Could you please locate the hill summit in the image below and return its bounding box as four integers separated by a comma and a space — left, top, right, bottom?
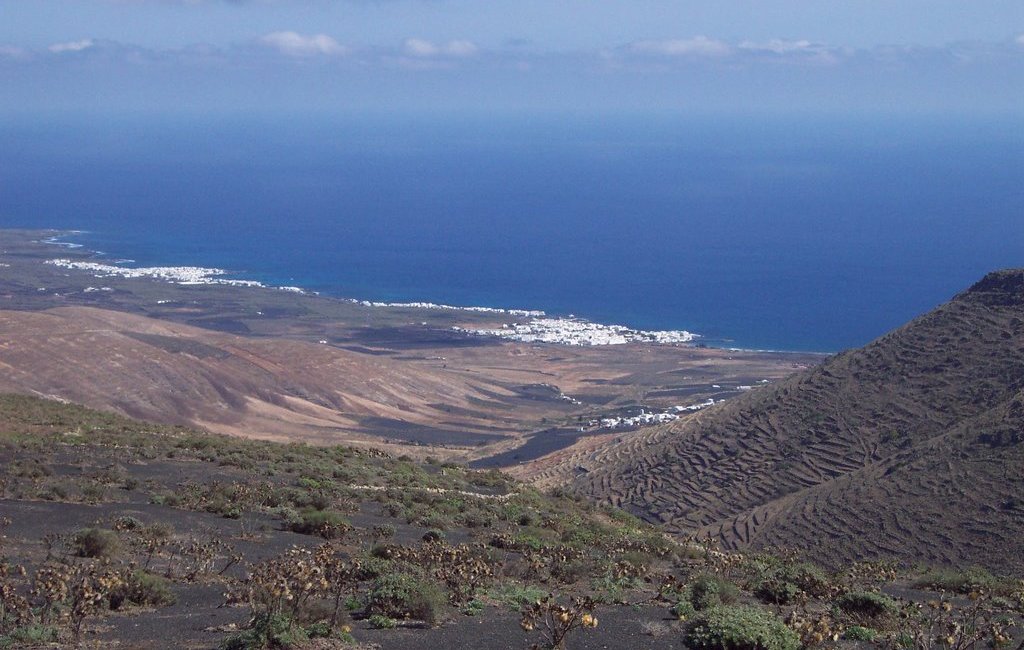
570, 269, 1024, 573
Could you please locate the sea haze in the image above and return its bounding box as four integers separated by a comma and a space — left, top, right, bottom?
1, 112, 1021, 352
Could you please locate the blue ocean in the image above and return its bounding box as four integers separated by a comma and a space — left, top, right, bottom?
1, 112, 1021, 352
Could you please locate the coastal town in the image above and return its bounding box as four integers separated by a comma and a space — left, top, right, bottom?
456, 316, 698, 346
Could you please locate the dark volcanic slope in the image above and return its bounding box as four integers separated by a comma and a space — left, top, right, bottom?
571, 270, 1024, 573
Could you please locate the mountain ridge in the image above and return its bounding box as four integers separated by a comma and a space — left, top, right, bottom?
567, 269, 1024, 572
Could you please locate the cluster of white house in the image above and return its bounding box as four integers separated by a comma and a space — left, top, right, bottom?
352, 299, 544, 317
596, 398, 718, 429
46, 259, 305, 293
457, 317, 698, 347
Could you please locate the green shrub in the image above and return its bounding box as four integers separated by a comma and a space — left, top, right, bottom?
205, 499, 242, 519
914, 567, 1007, 595
367, 572, 446, 626
344, 595, 362, 611
684, 606, 800, 650
72, 527, 120, 559
368, 614, 397, 629
372, 524, 396, 540
844, 626, 878, 641
81, 482, 108, 503
220, 613, 308, 650
422, 529, 445, 543
109, 570, 177, 609
296, 477, 322, 491
0, 624, 60, 647
488, 583, 547, 611
150, 491, 182, 508
552, 558, 599, 585
672, 598, 697, 621
690, 573, 740, 611
836, 591, 900, 623
418, 513, 453, 531
749, 559, 830, 604
141, 522, 175, 540
112, 515, 144, 532
304, 621, 333, 639
285, 509, 350, 539
460, 510, 495, 529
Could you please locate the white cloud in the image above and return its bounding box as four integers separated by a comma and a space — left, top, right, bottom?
259, 31, 346, 57
48, 39, 95, 54
403, 38, 438, 57
0, 45, 29, 59
444, 40, 478, 57
737, 39, 844, 65
629, 36, 731, 57
739, 39, 814, 54
403, 38, 478, 58
1016, 34, 1024, 47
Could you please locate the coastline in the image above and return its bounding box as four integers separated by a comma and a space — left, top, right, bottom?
0, 226, 827, 461
35, 229, 705, 349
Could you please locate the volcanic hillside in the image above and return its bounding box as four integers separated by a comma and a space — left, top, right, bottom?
568, 270, 1024, 573
0, 306, 548, 450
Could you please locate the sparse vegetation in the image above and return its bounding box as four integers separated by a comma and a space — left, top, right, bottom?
684, 605, 800, 650
0, 394, 1022, 649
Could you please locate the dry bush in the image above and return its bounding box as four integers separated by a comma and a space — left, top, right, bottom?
520, 594, 598, 650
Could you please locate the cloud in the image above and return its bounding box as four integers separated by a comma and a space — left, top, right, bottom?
402, 38, 478, 58
48, 39, 95, 54
737, 39, 845, 65
259, 31, 346, 56
628, 36, 731, 57
1016, 34, 1024, 47
739, 39, 814, 54
0, 45, 29, 60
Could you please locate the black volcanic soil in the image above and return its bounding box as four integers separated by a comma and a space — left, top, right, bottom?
3, 395, 1020, 650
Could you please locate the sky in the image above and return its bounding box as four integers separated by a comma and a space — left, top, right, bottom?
1, 0, 1022, 113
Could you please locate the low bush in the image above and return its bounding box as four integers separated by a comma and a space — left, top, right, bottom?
285, 509, 349, 539
748, 559, 831, 604
835, 591, 900, 624
488, 583, 548, 611
220, 613, 307, 650
112, 515, 144, 532
684, 606, 800, 650
672, 598, 697, 621
372, 524, 396, 540
421, 529, 445, 543
843, 625, 878, 641
0, 624, 60, 647
367, 572, 446, 626
368, 614, 397, 629
914, 566, 1008, 595
109, 570, 176, 609
689, 573, 740, 611
72, 528, 120, 559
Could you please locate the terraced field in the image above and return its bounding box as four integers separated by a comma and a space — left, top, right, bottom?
564, 270, 1024, 573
